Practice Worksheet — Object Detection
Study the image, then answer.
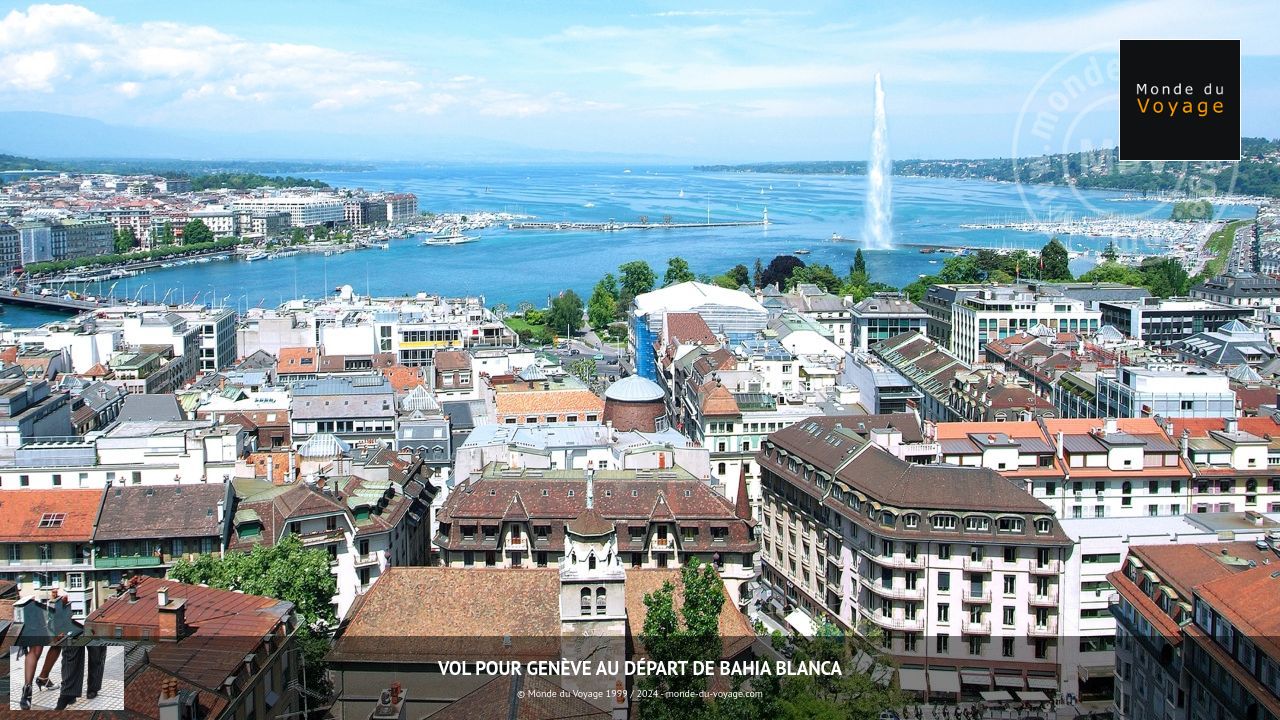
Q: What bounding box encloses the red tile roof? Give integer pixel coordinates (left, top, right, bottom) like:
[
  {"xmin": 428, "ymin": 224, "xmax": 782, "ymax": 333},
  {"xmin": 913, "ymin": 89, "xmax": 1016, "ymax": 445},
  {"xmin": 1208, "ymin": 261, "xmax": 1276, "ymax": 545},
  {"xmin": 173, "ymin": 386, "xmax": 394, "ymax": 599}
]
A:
[
  {"xmin": 276, "ymin": 347, "xmax": 317, "ymax": 374},
  {"xmin": 0, "ymin": 489, "xmax": 101, "ymax": 542},
  {"xmin": 380, "ymin": 364, "xmax": 424, "ymax": 393},
  {"xmin": 1169, "ymin": 416, "xmax": 1280, "ymax": 438},
  {"xmin": 665, "ymin": 312, "xmax": 718, "ymax": 346},
  {"xmin": 434, "ymin": 349, "xmax": 472, "ymax": 371}
]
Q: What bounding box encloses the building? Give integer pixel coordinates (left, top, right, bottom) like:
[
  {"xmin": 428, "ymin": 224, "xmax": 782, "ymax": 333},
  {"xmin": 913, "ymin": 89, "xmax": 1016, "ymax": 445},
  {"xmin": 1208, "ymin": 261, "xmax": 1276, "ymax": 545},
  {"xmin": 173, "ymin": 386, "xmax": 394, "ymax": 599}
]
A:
[
  {"xmin": 84, "ymin": 576, "xmax": 301, "ymax": 720},
  {"xmin": 230, "ymin": 195, "xmax": 345, "ymax": 227},
  {"xmin": 384, "ymin": 193, "xmax": 418, "ymax": 223},
  {"xmin": 1108, "ymin": 541, "xmax": 1280, "ymax": 720},
  {"xmin": 91, "ymin": 483, "xmax": 230, "ymax": 600},
  {"xmin": 431, "ymin": 349, "xmax": 474, "ymax": 398},
  {"xmin": 488, "ymin": 369, "xmax": 604, "ymax": 426},
  {"xmin": 1093, "ymin": 365, "xmax": 1238, "ymax": 419},
  {"xmin": 1098, "ymin": 297, "xmax": 1252, "ymax": 346},
  {"xmin": 758, "ymin": 416, "xmax": 1074, "ymax": 698},
  {"xmin": 872, "ymin": 331, "xmax": 970, "ymax": 422},
  {"xmin": 187, "ymin": 207, "xmax": 240, "ymax": 238},
  {"xmin": 15, "ymin": 216, "xmax": 113, "ymax": 264},
  {"xmin": 290, "ymin": 376, "xmax": 397, "ymax": 446},
  {"xmin": 774, "ymin": 284, "xmax": 855, "ymax": 351},
  {"xmin": 850, "ymin": 293, "xmax": 929, "ymax": 352},
  {"xmin": 1174, "ymin": 319, "xmax": 1279, "ymax": 371},
  {"xmin": 950, "ymin": 285, "xmax": 1101, "ymax": 364},
  {"xmin": 1169, "ymin": 416, "xmax": 1280, "ymax": 514},
  {"xmin": 228, "ymin": 443, "xmax": 435, "ymax": 618},
  {"xmin": 0, "ymin": 488, "xmax": 100, "ymax": 616},
  {"xmin": 433, "ymin": 463, "xmax": 758, "ymax": 605},
  {"xmin": 242, "ymin": 210, "xmax": 291, "ymax": 239},
  {"xmin": 839, "ymin": 351, "xmax": 924, "ymax": 415},
  {"xmin": 94, "ymin": 206, "xmax": 154, "ymax": 245},
  {"xmin": 1191, "ymin": 270, "xmax": 1280, "ymax": 317},
  {"xmin": 602, "ymin": 375, "xmax": 667, "ymax": 432},
  {"xmin": 630, "ymin": 282, "xmax": 768, "ymax": 381},
  {"xmin": 0, "ymin": 222, "xmax": 21, "ymax": 272},
  {"xmin": 0, "ymin": 365, "xmax": 74, "ymax": 463}
]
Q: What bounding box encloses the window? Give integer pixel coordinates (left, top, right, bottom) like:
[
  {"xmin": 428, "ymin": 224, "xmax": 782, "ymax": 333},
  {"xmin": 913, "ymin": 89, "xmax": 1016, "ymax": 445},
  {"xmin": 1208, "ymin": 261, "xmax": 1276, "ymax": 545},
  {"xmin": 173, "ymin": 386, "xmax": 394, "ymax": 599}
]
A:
[
  {"xmin": 485, "ymin": 551, "xmax": 496, "ymax": 567},
  {"xmin": 37, "ymin": 513, "xmax": 65, "ymax": 529},
  {"xmin": 19, "ymin": 474, "xmax": 29, "ymax": 487},
  {"xmin": 938, "ymin": 544, "xmax": 951, "ymax": 560},
  {"xmin": 937, "ymin": 572, "xmax": 950, "ymax": 592},
  {"xmin": 996, "ymin": 517, "xmax": 1024, "ymax": 533},
  {"xmin": 964, "ymin": 516, "xmax": 990, "ymax": 532},
  {"xmin": 1002, "ymin": 637, "xmax": 1015, "ymax": 657},
  {"xmin": 580, "ymin": 588, "xmax": 592, "ymax": 616},
  {"xmin": 51, "ymin": 474, "xmax": 61, "ymax": 487},
  {"xmin": 1002, "ymin": 575, "xmax": 1016, "ymax": 595},
  {"xmin": 1003, "ymin": 607, "xmax": 1015, "ymax": 626},
  {"xmin": 936, "ymin": 635, "xmax": 949, "ymax": 654},
  {"xmin": 1003, "ymin": 546, "xmax": 1017, "ymax": 563},
  {"xmin": 536, "ymin": 552, "xmax": 547, "ymax": 567},
  {"xmin": 937, "ymin": 603, "xmax": 950, "ymax": 622},
  {"xmin": 596, "ymin": 588, "xmax": 607, "ymax": 615},
  {"xmin": 1035, "ymin": 518, "xmax": 1052, "ymax": 534}
]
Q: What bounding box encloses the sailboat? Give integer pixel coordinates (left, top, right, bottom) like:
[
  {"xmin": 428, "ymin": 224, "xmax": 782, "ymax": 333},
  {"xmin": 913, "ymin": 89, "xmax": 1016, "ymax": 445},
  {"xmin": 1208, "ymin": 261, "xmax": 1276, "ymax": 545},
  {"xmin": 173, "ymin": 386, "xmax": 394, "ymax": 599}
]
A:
[{"xmin": 679, "ymin": 189, "xmax": 685, "ymax": 198}]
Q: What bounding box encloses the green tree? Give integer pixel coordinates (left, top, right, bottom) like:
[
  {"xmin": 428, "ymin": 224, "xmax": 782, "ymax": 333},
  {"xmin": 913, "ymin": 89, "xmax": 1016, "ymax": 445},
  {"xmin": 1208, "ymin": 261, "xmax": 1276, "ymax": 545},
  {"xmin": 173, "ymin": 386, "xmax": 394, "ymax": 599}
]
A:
[
  {"xmin": 637, "ymin": 559, "xmax": 725, "ymax": 720},
  {"xmin": 1102, "ymin": 240, "xmax": 1119, "ymax": 262},
  {"xmin": 664, "ymin": 256, "xmax": 696, "ymax": 286},
  {"xmin": 113, "ymin": 228, "xmax": 137, "ymax": 254},
  {"xmin": 1140, "ymin": 257, "xmax": 1191, "ymax": 297},
  {"xmin": 789, "ymin": 263, "xmax": 842, "ymax": 293},
  {"xmin": 752, "ymin": 258, "xmax": 764, "ymax": 288},
  {"xmin": 588, "ymin": 275, "xmax": 619, "ymax": 329},
  {"xmin": 1039, "ymin": 238, "xmax": 1072, "ymax": 280},
  {"xmin": 567, "ymin": 357, "xmax": 597, "ymax": 385},
  {"xmin": 546, "ymin": 289, "xmax": 585, "ymax": 336},
  {"xmin": 853, "ymin": 249, "xmax": 867, "ymax": 276},
  {"xmin": 769, "ymin": 623, "xmax": 908, "ymax": 720},
  {"xmin": 182, "ymin": 218, "xmax": 214, "ymax": 246},
  {"xmin": 169, "ymin": 534, "xmax": 337, "ymax": 703},
  {"xmin": 619, "ymin": 260, "xmax": 657, "ymax": 298},
  {"xmin": 759, "ymin": 255, "xmax": 806, "ymax": 289},
  {"xmin": 158, "ymin": 222, "xmax": 176, "ymax": 246},
  {"xmin": 290, "ymin": 227, "xmax": 306, "ymax": 245},
  {"xmin": 492, "ymin": 302, "xmax": 509, "ymax": 318},
  {"xmin": 313, "ymin": 225, "xmax": 330, "ymax": 241},
  {"xmin": 725, "ymin": 264, "xmax": 750, "ymax": 288}
]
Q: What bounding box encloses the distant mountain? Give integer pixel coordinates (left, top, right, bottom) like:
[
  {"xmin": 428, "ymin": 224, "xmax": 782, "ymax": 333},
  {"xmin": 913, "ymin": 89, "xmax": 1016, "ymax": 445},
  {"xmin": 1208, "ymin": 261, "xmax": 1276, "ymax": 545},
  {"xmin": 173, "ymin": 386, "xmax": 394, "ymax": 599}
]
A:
[
  {"xmin": 0, "ymin": 111, "xmax": 678, "ymax": 164},
  {"xmin": 697, "ymin": 138, "xmax": 1280, "ymax": 197}
]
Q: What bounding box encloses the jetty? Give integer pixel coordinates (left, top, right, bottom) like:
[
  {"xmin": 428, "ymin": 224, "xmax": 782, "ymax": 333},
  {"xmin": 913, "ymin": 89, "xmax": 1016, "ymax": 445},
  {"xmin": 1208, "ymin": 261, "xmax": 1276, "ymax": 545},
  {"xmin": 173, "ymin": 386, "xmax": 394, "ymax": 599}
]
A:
[{"xmin": 508, "ymin": 211, "xmax": 770, "ymax": 233}]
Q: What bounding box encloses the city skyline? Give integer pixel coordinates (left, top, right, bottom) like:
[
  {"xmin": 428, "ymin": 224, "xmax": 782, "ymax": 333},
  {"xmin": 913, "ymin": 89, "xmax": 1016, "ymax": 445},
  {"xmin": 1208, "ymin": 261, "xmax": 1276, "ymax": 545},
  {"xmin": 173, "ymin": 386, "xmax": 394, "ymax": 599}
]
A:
[{"xmin": 1, "ymin": 0, "xmax": 1279, "ymax": 162}]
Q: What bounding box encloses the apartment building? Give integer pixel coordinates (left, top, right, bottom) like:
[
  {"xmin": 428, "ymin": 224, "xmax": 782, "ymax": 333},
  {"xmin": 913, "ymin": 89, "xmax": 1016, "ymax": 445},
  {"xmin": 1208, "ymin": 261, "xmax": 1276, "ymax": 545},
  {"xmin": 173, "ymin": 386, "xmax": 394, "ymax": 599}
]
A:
[
  {"xmin": 872, "ymin": 331, "xmax": 970, "ymax": 422},
  {"xmin": 0, "ymin": 365, "xmax": 74, "ymax": 462},
  {"xmin": 950, "ymin": 285, "xmax": 1101, "ymax": 364},
  {"xmin": 1057, "ymin": 365, "xmax": 1240, "ymax": 419},
  {"xmin": 1169, "ymin": 416, "xmax": 1280, "ymax": 514},
  {"xmin": 384, "ymin": 193, "xmax": 419, "ymax": 223},
  {"xmin": 850, "ymin": 293, "xmax": 929, "ymax": 352},
  {"xmin": 289, "ymin": 375, "xmax": 397, "ymax": 446},
  {"xmin": 759, "ymin": 416, "xmax": 1072, "ymax": 699},
  {"xmin": 0, "ymin": 489, "xmax": 100, "ymax": 616},
  {"xmin": 1191, "ymin": 270, "xmax": 1280, "ymax": 317},
  {"xmin": 1108, "ymin": 541, "xmax": 1280, "ymax": 720},
  {"xmin": 433, "ymin": 464, "xmax": 759, "ymax": 605},
  {"xmin": 1099, "ymin": 297, "xmax": 1252, "ymax": 346},
  {"xmin": 0, "ymin": 222, "xmax": 21, "ymax": 272},
  {"xmin": 230, "ymin": 195, "xmax": 345, "ymax": 227},
  {"xmin": 773, "ymin": 283, "xmax": 856, "ymax": 351}
]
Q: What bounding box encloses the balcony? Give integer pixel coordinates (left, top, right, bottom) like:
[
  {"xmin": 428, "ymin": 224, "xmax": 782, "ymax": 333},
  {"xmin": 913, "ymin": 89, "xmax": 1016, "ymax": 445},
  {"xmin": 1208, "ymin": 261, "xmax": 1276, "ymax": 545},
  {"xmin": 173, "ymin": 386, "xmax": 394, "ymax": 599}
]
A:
[
  {"xmin": 963, "ymin": 557, "xmax": 993, "ymax": 571},
  {"xmin": 1028, "ymin": 618, "xmax": 1059, "ymax": 636},
  {"xmin": 864, "ymin": 579, "xmax": 925, "ymax": 601},
  {"xmin": 299, "ymin": 529, "xmax": 346, "ymax": 547},
  {"xmin": 6, "ymin": 558, "xmax": 92, "ymax": 569},
  {"xmin": 962, "ymin": 619, "xmax": 992, "ymax": 634},
  {"xmin": 1029, "ymin": 593, "xmax": 1059, "ymax": 607},
  {"xmin": 96, "ymin": 555, "xmax": 164, "ymax": 569},
  {"xmin": 963, "ymin": 588, "xmax": 992, "ymax": 603},
  {"xmin": 1029, "ymin": 560, "xmax": 1062, "ymax": 575},
  {"xmin": 506, "ymin": 536, "xmax": 526, "ymax": 550},
  {"xmin": 868, "ymin": 613, "xmax": 924, "ymax": 631},
  {"xmin": 861, "ymin": 548, "xmax": 924, "ymax": 569},
  {"xmin": 353, "ymin": 552, "xmax": 381, "ymax": 567},
  {"xmin": 651, "ymin": 537, "xmax": 675, "ymax": 552}
]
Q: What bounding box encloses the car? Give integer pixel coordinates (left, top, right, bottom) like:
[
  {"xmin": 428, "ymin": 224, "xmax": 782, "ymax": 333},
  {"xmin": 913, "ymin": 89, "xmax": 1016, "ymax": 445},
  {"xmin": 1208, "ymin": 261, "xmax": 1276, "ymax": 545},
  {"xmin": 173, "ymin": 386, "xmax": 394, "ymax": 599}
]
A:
[
  {"xmin": 569, "ymin": 349, "xmax": 580, "ymax": 355},
  {"xmin": 877, "ymin": 711, "xmax": 902, "ymax": 720},
  {"xmin": 592, "ymin": 353, "xmax": 604, "ymax": 360}
]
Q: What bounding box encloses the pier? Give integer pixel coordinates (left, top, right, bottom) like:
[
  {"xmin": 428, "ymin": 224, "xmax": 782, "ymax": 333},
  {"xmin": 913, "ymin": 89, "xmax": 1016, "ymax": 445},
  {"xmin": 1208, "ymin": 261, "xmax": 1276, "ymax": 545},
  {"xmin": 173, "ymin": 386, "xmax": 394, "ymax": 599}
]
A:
[{"xmin": 508, "ymin": 213, "xmax": 769, "ymax": 233}]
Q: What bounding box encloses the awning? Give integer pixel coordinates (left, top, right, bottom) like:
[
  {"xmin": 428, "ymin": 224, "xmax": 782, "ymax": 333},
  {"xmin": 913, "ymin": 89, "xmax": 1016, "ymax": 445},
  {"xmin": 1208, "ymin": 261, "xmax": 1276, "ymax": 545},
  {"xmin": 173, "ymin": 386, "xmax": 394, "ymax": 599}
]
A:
[
  {"xmin": 1017, "ymin": 690, "xmax": 1050, "ymax": 702},
  {"xmin": 785, "ymin": 609, "xmax": 816, "ymax": 638},
  {"xmin": 898, "ymin": 666, "xmax": 928, "ymax": 692},
  {"xmin": 928, "ymin": 668, "xmax": 961, "ymax": 694},
  {"xmin": 994, "ymin": 674, "xmax": 1023, "ymax": 688},
  {"xmin": 980, "ymin": 690, "xmax": 1013, "ymax": 702},
  {"xmin": 1026, "ymin": 677, "xmax": 1058, "ymax": 690},
  {"xmin": 961, "ymin": 669, "xmax": 991, "ymax": 685},
  {"xmin": 1159, "ymin": 585, "xmax": 1177, "ymax": 598}
]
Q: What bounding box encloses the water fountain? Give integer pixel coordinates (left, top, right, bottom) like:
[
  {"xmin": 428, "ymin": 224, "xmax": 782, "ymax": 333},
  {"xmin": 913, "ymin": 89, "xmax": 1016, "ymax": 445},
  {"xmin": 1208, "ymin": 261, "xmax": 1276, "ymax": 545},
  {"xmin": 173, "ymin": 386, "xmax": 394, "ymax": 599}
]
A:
[{"xmin": 863, "ymin": 73, "xmax": 893, "ymax": 250}]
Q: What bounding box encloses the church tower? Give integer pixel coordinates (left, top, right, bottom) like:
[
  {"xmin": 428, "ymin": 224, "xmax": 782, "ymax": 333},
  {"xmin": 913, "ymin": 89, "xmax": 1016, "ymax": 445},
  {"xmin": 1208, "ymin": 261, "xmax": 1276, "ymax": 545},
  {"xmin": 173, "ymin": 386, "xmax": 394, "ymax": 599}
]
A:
[{"xmin": 558, "ymin": 466, "xmax": 628, "ymax": 720}]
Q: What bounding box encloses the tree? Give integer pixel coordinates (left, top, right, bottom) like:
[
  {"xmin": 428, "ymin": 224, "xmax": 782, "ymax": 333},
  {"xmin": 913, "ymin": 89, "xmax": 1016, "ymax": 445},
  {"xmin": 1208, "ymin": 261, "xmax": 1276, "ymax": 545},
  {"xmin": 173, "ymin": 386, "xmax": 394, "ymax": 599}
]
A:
[
  {"xmin": 588, "ymin": 276, "xmax": 619, "ymax": 329},
  {"xmin": 789, "ymin": 263, "xmax": 842, "ymax": 293},
  {"xmin": 313, "ymin": 225, "xmax": 330, "ymax": 241},
  {"xmin": 619, "ymin": 260, "xmax": 656, "ymax": 298},
  {"xmin": 1039, "ymin": 238, "xmax": 1072, "ymax": 281},
  {"xmin": 158, "ymin": 222, "xmax": 176, "ymax": 247},
  {"xmin": 567, "ymin": 357, "xmax": 597, "ymax": 385},
  {"xmin": 664, "ymin": 256, "xmax": 696, "ymax": 286},
  {"xmin": 113, "ymin": 228, "xmax": 136, "ymax": 254},
  {"xmin": 758, "ymin": 255, "xmax": 806, "ymax": 290},
  {"xmin": 1102, "ymin": 240, "xmax": 1119, "ymax": 262},
  {"xmin": 1078, "ymin": 261, "xmax": 1143, "ymax": 285},
  {"xmin": 1140, "ymin": 257, "xmax": 1191, "ymax": 297},
  {"xmin": 290, "ymin": 227, "xmax": 306, "ymax": 245},
  {"xmin": 492, "ymin": 302, "xmax": 509, "ymax": 319},
  {"xmin": 726, "ymin": 264, "xmax": 750, "ymax": 288},
  {"xmin": 169, "ymin": 534, "xmax": 337, "ymax": 703},
  {"xmin": 182, "ymin": 219, "xmax": 214, "ymax": 246},
  {"xmin": 752, "ymin": 258, "xmax": 764, "ymax": 288},
  {"xmin": 516, "ymin": 301, "xmax": 535, "ymax": 317},
  {"xmin": 546, "ymin": 289, "xmax": 585, "ymax": 336},
  {"xmin": 853, "ymin": 249, "xmax": 867, "ymax": 276},
  {"xmin": 637, "ymin": 559, "xmax": 724, "ymax": 720},
  {"xmin": 768, "ymin": 623, "xmax": 908, "ymax": 720}
]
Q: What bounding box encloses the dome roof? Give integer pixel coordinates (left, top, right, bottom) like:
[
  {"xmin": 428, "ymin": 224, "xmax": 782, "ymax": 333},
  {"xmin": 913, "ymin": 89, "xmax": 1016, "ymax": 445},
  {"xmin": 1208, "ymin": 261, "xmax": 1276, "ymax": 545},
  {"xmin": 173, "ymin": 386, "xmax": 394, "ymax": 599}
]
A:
[
  {"xmin": 604, "ymin": 375, "xmax": 664, "ymax": 403},
  {"xmin": 298, "ymin": 433, "xmax": 351, "ymax": 459}
]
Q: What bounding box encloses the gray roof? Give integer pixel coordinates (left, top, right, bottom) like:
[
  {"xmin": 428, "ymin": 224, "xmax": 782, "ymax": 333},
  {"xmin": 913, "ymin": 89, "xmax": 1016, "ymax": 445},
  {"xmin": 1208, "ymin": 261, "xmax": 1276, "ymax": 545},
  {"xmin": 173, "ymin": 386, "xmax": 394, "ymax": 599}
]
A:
[
  {"xmin": 292, "ymin": 376, "xmax": 392, "ymax": 397},
  {"xmin": 298, "ymin": 433, "xmax": 350, "ymax": 458},
  {"xmin": 116, "ymin": 393, "xmax": 183, "ymax": 423}
]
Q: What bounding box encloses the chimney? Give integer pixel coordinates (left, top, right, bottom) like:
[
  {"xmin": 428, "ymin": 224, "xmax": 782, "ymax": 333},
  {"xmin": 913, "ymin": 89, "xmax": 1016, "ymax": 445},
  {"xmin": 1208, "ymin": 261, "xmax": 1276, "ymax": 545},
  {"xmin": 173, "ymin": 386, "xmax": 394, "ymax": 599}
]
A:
[
  {"xmin": 585, "ymin": 463, "xmax": 595, "ymax": 509},
  {"xmin": 128, "ymin": 585, "xmax": 138, "ymax": 603},
  {"xmin": 1225, "ymin": 417, "xmax": 1239, "ymax": 434},
  {"xmin": 369, "ymin": 683, "xmax": 408, "ymax": 720},
  {"xmin": 1102, "ymin": 417, "xmax": 1118, "ymax": 435},
  {"xmin": 157, "ymin": 586, "xmax": 168, "ymax": 607},
  {"xmin": 216, "ymin": 498, "xmax": 225, "ymax": 524},
  {"xmin": 158, "ymin": 679, "xmax": 191, "ymax": 720},
  {"xmin": 1055, "ymin": 431, "xmax": 1064, "ymax": 460},
  {"xmin": 1180, "ymin": 429, "xmax": 1190, "ymax": 459},
  {"xmin": 158, "ymin": 594, "xmax": 187, "ymax": 642}
]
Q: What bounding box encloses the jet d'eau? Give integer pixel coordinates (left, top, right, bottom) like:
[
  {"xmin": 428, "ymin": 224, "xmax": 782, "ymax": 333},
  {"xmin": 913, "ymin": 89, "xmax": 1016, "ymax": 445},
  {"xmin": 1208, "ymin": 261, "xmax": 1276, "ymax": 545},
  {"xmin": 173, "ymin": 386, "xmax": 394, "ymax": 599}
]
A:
[{"xmin": 863, "ymin": 73, "xmax": 893, "ymax": 250}]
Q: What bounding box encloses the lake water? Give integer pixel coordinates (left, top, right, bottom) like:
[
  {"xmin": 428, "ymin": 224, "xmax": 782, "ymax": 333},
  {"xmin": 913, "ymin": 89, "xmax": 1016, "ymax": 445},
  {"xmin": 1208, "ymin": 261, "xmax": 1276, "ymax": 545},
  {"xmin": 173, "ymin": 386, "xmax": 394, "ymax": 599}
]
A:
[{"xmin": 5, "ymin": 165, "xmax": 1255, "ymax": 327}]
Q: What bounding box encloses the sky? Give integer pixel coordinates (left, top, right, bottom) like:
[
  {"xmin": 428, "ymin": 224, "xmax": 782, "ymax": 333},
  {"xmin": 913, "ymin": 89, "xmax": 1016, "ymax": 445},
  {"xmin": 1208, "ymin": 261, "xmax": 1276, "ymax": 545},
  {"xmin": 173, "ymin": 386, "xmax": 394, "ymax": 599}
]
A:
[{"xmin": 0, "ymin": 1, "xmax": 1278, "ymax": 162}]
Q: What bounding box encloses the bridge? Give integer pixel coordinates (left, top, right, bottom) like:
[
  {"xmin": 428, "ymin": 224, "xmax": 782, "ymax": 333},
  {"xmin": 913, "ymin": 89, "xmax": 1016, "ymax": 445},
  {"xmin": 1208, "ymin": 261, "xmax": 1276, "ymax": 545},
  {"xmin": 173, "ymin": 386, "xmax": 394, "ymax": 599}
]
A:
[{"xmin": 0, "ymin": 289, "xmax": 105, "ymax": 313}]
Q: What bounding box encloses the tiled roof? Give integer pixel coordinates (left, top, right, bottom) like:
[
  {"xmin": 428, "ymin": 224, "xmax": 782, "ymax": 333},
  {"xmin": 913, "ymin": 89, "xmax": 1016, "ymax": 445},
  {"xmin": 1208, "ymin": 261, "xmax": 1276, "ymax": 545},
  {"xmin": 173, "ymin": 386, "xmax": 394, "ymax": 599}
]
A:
[
  {"xmin": 433, "ymin": 349, "xmax": 472, "ymax": 371},
  {"xmin": 94, "ymin": 484, "xmax": 226, "ymax": 542},
  {"xmin": 276, "ymin": 346, "xmax": 317, "ymax": 374},
  {"xmin": 665, "ymin": 312, "xmax": 718, "ymax": 346},
  {"xmin": 381, "ymin": 364, "xmax": 425, "ymax": 393},
  {"xmin": 1169, "ymin": 416, "xmax": 1280, "ymax": 438},
  {"xmin": 495, "ymin": 390, "xmax": 604, "ymax": 417},
  {"xmin": 0, "ymin": 489, "xmax": 101, "ymax": 542},
  {"xmin": 626, "ymin": 569, "xmax": 755, "ymax": 660},
  {"xmin": 1194, "ymin": 564, "xmax": 1280, "ymax": 660},
  {"xmin": 698, "ymin": 382, "xmax": 739, "ymax": 416}
]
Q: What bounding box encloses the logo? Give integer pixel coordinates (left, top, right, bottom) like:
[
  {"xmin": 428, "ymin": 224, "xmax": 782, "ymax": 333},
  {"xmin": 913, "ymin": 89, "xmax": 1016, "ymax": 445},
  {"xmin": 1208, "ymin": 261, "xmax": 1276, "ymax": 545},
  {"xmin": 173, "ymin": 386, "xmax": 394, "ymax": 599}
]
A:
[{"xmin": 1120, "ymin": 40, "xmax": 1240, "ymax": 161}]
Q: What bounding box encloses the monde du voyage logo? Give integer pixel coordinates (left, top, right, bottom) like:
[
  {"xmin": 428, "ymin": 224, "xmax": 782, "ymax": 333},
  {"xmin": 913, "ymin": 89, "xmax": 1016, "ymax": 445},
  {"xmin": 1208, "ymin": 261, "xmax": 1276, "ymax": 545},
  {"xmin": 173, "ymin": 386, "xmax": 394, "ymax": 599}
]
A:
[{"xmin": 1120, "ymin": 40, "xmax": 1240, "ymax": 162}]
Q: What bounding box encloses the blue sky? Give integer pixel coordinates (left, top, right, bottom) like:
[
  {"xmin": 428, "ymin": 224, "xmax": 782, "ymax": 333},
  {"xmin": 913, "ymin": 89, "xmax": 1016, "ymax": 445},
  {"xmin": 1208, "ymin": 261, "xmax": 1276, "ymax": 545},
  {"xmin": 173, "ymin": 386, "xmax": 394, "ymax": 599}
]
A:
[{"xmin": 0, "ymin": 1, "xmax": 1277, "ymax": 161}]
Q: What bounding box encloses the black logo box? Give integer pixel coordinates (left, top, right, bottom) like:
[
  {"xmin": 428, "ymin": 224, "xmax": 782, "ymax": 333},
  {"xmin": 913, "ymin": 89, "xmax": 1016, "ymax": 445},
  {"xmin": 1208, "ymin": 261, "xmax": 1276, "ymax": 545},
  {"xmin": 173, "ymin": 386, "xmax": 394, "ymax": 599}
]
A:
[{"xmin": 1119, "ymin": 39, "xmax": 1240, "ymax": 162}]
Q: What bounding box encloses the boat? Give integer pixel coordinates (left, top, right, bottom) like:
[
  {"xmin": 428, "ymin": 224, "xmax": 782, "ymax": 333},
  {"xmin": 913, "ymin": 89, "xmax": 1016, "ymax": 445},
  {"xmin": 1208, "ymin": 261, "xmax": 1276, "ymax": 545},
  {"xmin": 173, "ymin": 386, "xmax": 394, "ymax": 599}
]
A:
[
  {"xmin": 920, "ymin": 248, "xmax": 937, "ymax": 254},
  {"xmin": 794, "ymin": 249, "xmax": 811, "ymax": 255},
  {"xmin": 583, "ymin": 202, "xmax": 595, "ymax": 208},
  {"xmin": 831, "ymin": 233, "xmax": 846, "ymax": 241},
  {"xmin": 243, "ymin": 251, "xmax": 268, "ymax": 262},
  {"xmin": 424, "ymin": 229, "xmax": 479, "ymax": 246}
]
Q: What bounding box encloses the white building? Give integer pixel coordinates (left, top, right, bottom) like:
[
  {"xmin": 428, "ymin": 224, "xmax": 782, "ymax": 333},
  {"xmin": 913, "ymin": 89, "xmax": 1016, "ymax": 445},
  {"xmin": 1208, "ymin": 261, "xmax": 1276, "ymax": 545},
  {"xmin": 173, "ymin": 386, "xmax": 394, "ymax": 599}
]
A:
[
  {"xmin": 187, "ymin": 207, "xmax": 240, "ymax": 238},
  {"xmin": 951, "ymin": 286, "xmax": 1101, "ymax": 364},
  {"xmin": 1094, "ymin": 365, "xmax": 1237, "ymax": 419},
  {"xmin": 231, "ymin": 195, "xmax": 345, "ymax": 227}
]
